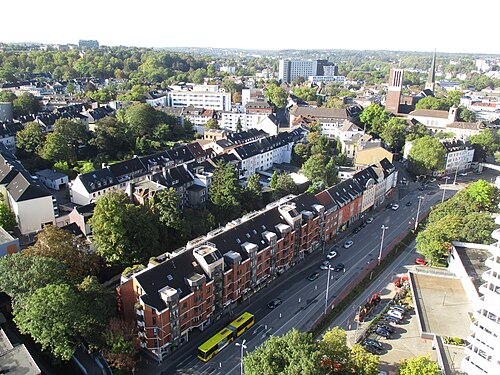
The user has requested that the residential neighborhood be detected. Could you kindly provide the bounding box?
[1,6,500,374]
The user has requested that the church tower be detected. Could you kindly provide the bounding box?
[385,68,404,113]
[425,50,436,93]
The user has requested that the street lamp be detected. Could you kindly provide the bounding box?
[378,225,388,265]
[453,165,459,185]
[324,265,334,315]
[441,176,450,203]
[415,196,424,231]
[235,339,247,375]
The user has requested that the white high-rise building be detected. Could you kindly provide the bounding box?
[460,241,500,375]
[279,59,335,83]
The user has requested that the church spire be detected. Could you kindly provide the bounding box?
[425,50,436,93]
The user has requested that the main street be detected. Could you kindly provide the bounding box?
[165,175,465,375]
[138,169,489,375]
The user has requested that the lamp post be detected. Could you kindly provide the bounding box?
[378,225,388,265]
[324,265,334,315]
[441,176,450,203]
[415,196,424,231]
[235,339,247,375]
[453,165,459,185]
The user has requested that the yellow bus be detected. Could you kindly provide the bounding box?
[197,312,255,362]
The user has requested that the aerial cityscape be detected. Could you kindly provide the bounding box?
[0,3,500,375]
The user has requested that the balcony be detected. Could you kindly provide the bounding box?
[482,269,500,286]
[479,284,500,306]
[461,356,488,375]
[485,256,500,271]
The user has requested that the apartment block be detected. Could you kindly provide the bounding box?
[117,159,397,361]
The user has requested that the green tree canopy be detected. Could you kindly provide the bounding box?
[0,202,17,231]
[466,180,496,210]
[273,173,297,200]
[150,188,184,238]
[398,356,441,375]
[470,129,498,155]
[24,225,100,281]
[302,154,337,187]
[0,253,67,303]
[415,96,450,111]
[244,329,323,375]
[90,191,160,265]
[265,83,288,109]
[15,121,46,155]
[416,215,463,263]
[380,118,408,152]
[408,136,446,175]
[359,104,390,137]
[12,92,40,117]
[406,122,430,142]
[209,161,241,221]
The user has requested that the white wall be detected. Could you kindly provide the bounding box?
[10,196,55,234]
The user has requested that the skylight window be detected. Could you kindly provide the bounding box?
[167,274,173,281]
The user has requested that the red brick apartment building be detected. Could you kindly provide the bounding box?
[117,159,397,360]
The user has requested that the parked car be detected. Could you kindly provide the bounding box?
[390,305,407,314]
[267,298,282,309]
[343,240,354,249]
[366,217,374,224]
[382,314,401,324]
[362,342,383,355]
[364,338,384,350]
[353,227,361,234]
[459,172,468,176]
[327,250,337,259]
[376,323,395,333]
[375,327,391,338]
[391,204,399,210]
[334,263,345,272]
[320,260,331,270]
[387,309,404,320]
[405,201,412,207]
[415,257,427,265]
[307,271,320,281]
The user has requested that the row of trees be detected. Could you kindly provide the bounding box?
[0,90,41,117]
[243,327,440,375]
[416,180,498,263]
[14,103,195,174]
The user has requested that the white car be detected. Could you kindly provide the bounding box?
[391,204,399,211]
[326,250,337,259]
[343,240,354,249]
[366,217,374,224]
[320,260,331,270]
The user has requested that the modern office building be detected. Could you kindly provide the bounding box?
[278,59,335,83]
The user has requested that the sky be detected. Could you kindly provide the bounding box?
[2,0,499,55]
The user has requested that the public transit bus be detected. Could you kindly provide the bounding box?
[197,312,254,362]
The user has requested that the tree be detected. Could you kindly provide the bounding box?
[273,173,297,200]
[15,121,46,155]
[12,92,40,117]
[302,154,336,187]
[460,212,496,244]
[265,83,288,109]
[14,280,114,361]
[90,191,160,265]
[24,225,100,281]
[0,202,17,231]
[293,143,311,165]
[466,180,496,210]
[406,122,430,142]
[459,107,477,122]
[0,90,16,103]
[415,96,449,111]
[205,118,219,130]
[40,130,71,163]
[269,170,278,190]
[90,116,130,157]
[408,136,446,175]
[348,344,380,375]
[244,329,323,375]
[359,104,390,136]
[470,129,498,155]
[123,103,157,139]
[398,356,441,375]
[151,188,183,232]
[416,215,463,263]
[380,118,408,152]
[0,253,67,303]
[41,119,88,164]
[236,118,242,132]
[241,174,263,212]
[102,318,139,374]
[209,161,241,221]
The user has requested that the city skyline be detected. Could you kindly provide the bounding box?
[3,0,500,55]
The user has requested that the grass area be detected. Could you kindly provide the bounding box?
[310,230,416,339]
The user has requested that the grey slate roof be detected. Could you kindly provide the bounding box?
[78,168,118,193]
[7,171,52,202]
